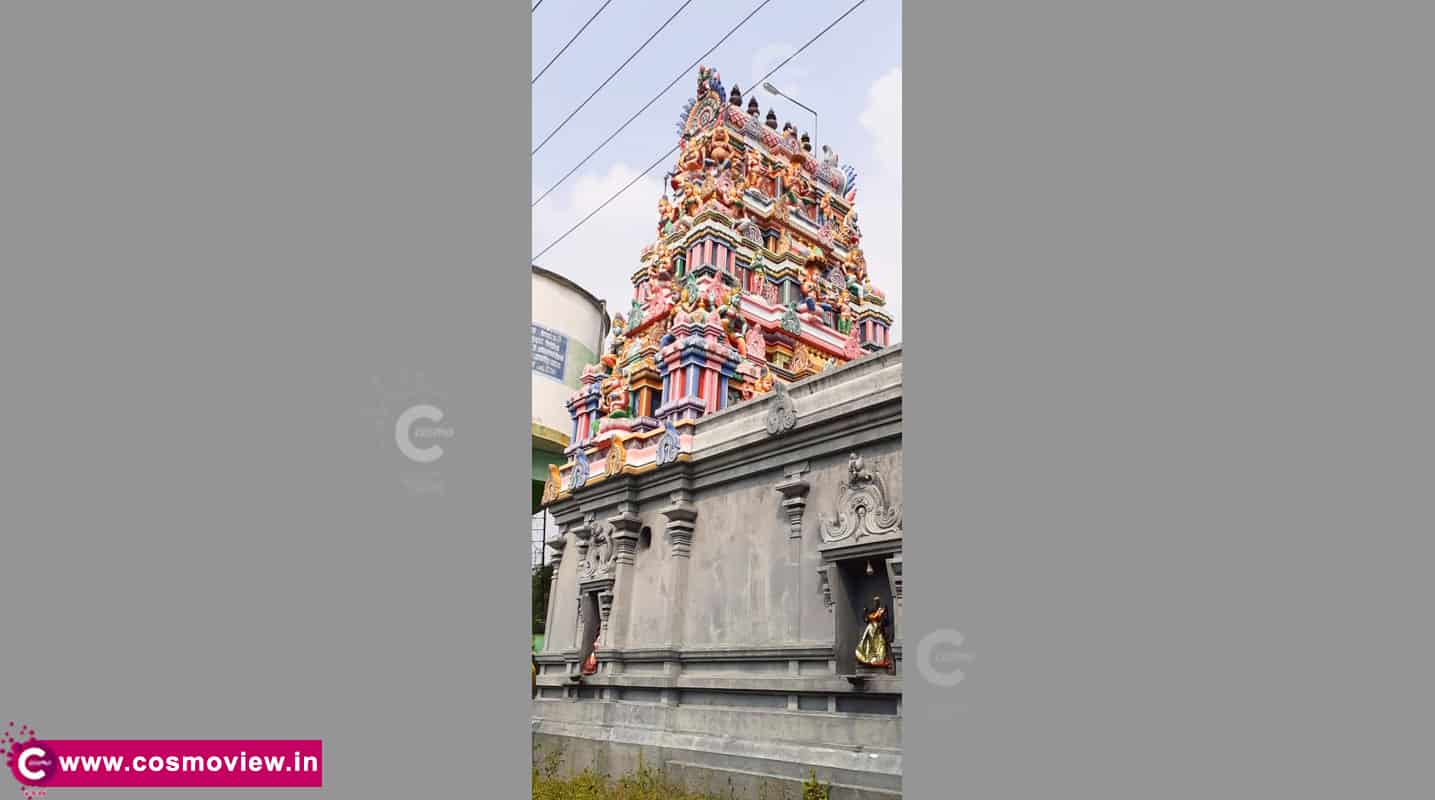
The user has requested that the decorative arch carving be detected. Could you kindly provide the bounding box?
[820,452,902,544]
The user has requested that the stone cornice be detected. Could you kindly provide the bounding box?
[534,673,902,697]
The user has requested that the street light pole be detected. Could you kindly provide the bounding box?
[763,82,817,144]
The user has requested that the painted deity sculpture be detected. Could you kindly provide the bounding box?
[855,596,893,669]
[581,636,600,675]
[781,155,810,207]
[708,124,732,165]
[799,266,822,312]
[679,130,705,174]
[744,148,767,194]
[657,195,678,235]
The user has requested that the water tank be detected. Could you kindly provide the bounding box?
[531,265,608,512]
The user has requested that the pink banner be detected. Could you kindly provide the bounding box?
[8,740,322,788]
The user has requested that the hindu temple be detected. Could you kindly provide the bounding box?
[534,66,904,800]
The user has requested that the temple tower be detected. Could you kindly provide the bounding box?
[541,66,895,502]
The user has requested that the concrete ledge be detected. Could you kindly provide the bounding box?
[535,673,901,695]
[534,699,900,751]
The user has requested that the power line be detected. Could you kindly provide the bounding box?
[753,0,869,95]
[531,0,776,208]
[532,144,679,263]
[532,0,544,11]
[531,0,871,262]
[532,0,617,85]
[533,0,698,157]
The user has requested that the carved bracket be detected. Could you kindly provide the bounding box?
[661,489,698,558]
[608,506,643,567]
[820,452,902,544]
[572,512,594,562]
[774,475,810,540]
[545,526,569,569]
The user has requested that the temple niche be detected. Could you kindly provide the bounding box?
[534,67,904,800]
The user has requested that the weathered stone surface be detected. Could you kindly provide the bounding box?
[538,346,903,797]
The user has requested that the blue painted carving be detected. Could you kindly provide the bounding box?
[656,419,681,466]
[568,448,590,491]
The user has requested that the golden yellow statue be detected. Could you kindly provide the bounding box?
[606,433,627,477]
[855,596,892,669]
[542,463,562,505]
[752,368,774,396]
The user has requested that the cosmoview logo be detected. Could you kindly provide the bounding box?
[395,404,454,463]
[15,742,55,784]
[914,628,974,688]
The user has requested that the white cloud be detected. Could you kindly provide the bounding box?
[855,67,902,341]
[531,162,664,321]
[748,42,811,116]
[859,66,902,177]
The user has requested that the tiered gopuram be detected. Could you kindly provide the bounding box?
[543,66,895,503]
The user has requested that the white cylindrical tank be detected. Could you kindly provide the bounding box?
[532,265,608,475]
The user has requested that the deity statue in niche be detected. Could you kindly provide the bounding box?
[855,595,893,669]
[581,636,600,675]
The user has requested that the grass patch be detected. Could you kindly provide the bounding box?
[531,747,831,800]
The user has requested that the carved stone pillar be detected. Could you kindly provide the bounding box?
[605,502,643,654]
[541,526,568,650]
[597,588,614,642]
[885,553,903,646]
[817,565,835,611]
[659,488,698,663]
[775,462,811,642]
[569,513,595,652]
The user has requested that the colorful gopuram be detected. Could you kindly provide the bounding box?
[543,66,895,504]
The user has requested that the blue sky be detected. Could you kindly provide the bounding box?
[532,0,903,341]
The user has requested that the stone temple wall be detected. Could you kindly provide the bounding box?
[535,345,903,799]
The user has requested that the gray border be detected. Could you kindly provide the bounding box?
[0,2,531,798]
[906,2,1433,797]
